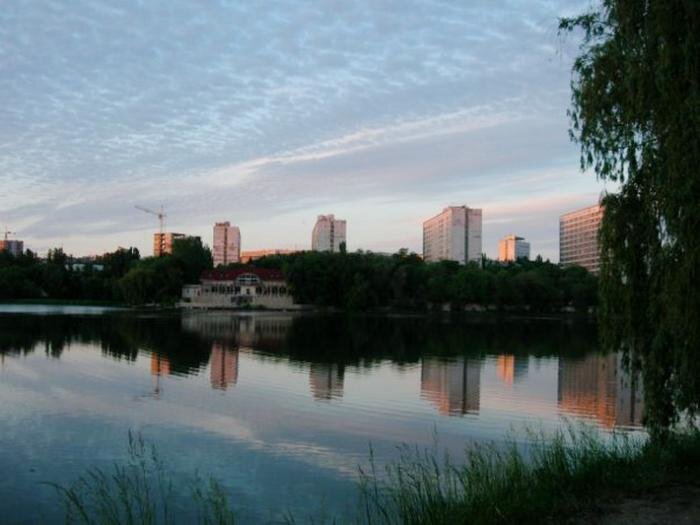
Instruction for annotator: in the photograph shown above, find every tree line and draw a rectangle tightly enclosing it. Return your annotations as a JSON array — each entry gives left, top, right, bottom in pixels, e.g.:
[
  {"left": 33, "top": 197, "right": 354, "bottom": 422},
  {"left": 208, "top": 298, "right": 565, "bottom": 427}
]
[
  {"left": 0, "top": 237, "right": 212, "bottom": 305},
  {"left": 0, "top": 243, "right": 597, "bottom": 312},
  {"left": 241, "top": 250, "right": 597, "bottom": 312}
]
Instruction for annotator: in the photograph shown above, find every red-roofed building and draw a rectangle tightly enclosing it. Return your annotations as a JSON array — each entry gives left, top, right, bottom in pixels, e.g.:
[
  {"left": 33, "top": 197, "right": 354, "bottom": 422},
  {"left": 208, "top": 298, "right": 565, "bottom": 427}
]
[{"left": 181, "top": 266, "right": 297, "bottom": 310}]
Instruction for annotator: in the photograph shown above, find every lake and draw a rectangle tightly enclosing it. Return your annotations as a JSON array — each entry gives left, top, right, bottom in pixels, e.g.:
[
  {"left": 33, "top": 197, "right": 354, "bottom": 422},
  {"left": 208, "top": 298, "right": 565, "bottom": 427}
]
[{"left": 0, "top": 306, "right": 644, "bottom": 523}]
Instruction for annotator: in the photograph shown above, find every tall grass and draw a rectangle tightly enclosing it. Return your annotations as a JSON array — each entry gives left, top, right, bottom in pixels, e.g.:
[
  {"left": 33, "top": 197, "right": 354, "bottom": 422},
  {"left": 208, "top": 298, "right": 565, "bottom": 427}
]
[
  {"left": 46, "top": 432, "right": 235, "bottom": 525},
  {"left": 358, "top": 425, "right": 700, "bottom": 524},
  {"left": 47, "top": 427, "right": 700, "bottom": 524}
]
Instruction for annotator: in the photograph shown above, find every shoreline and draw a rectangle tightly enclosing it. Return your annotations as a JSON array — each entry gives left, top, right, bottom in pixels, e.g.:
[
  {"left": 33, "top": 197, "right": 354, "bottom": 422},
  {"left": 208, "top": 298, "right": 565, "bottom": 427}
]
[{"left": 0, "top": 300, "right": 596, "bottom": 322}]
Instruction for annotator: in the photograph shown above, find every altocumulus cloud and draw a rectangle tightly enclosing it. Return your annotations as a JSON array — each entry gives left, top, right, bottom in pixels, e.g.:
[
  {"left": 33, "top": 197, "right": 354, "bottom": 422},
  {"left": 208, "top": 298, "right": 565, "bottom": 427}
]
[{"left": 0, "top": 0, "right": 605, "bottom": 258}]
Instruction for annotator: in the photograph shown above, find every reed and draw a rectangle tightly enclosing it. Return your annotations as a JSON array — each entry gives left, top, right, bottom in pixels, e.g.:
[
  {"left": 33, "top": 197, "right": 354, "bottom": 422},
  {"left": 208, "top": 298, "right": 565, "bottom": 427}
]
[
  {"left": 46, "top": 431, "right": 235, "bottom": 525},
  {"left": 358, "top": 425, "right": 700, "bottom": 524}
]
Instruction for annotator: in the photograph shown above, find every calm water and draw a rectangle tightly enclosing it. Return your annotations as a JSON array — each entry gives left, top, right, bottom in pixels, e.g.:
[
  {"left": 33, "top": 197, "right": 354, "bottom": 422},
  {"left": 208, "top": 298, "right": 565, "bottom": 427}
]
[{"left": 0, "top": 306, "right": 644, "bottom": 523}]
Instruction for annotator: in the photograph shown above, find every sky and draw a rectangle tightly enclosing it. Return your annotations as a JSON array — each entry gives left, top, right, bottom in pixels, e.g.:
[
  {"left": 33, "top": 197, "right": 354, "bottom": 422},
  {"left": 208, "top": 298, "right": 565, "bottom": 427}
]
[{"left": 0, "top": 0, "right": 608, "bottom": 260}]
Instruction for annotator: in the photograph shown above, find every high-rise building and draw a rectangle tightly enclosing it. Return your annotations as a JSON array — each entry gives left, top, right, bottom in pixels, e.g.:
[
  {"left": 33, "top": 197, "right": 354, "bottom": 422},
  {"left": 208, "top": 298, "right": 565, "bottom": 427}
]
[
  {"left": 212, "top": 222, "right": 241, "bottom": 267},
  {"left": 311, "top": 214, "right": 346, "bottom": 252},
  {"left": 498, "top": 234, "right": 530, "bottom": 262},
  {"left": 0, "top": 239, "right": 24, "bottom": 257},
  {"left": 153, "top": 232, "right": 186, "bottom": 257},
  {"left": 559, "top": 204, "right": 604, "bottom": 273},
  {"left": 422, "top": 206, "right": 482, "bottom": 264}
]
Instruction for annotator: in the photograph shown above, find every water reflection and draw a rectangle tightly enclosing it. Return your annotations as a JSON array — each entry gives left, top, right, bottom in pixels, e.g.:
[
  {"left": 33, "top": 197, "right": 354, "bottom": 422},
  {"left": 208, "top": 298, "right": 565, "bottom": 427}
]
[
  {"left": 0, "top": 311, "right": 646, "bottom": 430},
  {"left": 309, "top": 364, "right": 345, "bottom": 401},
  {"left": 421, "top": 358, "right": 481, "bottom": 415},
  {"left": 0, "top": 309, "right": 652, "bottom": 523},
  {"left": 558, "top": 353, "right": 644, "bottom": 428},
  {"left": 495, "top": 355, "right": 529, "bottom": 385},
  {"left": 210, "top": 344, "right": 239, "bottom": 390}
]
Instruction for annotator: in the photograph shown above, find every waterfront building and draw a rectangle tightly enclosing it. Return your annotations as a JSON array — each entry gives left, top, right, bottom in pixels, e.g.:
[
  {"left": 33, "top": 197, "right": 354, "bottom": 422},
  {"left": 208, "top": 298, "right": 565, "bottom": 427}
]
[
  {"left": 0, "top": 239, "right": 24, "bottom": 257},
  {"left": 498, "top": 234, "right": 530, "bottom": 262},
  {"left": 181, "top": 267, "right": 297, "bottom": 310},
  {"left": 153, "top": 232, "right": 186, "bottom": 257},
  {"left": 212, "top": 222, "right": 241, "bottom": 267},
  {"left": 421, "top": 357, "right": 482, "bottom": 415},
  {"left": 559, "top": 204, "right": 604, "bottom": 273},
  {"left": 240, "top": 249, "right": 297, "bottom": 263},
  {"left": 422, "top": 206, "right": 482, "bottom": 264},
  {"left": 311, "top": 214, "right": 346, "bottom": 252}
]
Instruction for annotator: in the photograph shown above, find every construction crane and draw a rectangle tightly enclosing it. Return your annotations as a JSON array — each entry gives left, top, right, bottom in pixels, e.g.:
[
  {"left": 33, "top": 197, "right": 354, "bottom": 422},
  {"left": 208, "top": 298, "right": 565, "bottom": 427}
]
[
  {"left": 135, "top": 205, "right": 166, "bottom": 234},
  {"left": 3, "top": 227, "right": 15, "bottom": 241}
]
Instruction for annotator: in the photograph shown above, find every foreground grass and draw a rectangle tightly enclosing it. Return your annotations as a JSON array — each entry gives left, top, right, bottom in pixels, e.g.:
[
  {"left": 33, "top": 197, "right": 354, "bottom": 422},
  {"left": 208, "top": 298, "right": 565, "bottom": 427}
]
[
  {"left": 358, "top": 425, "right": 700, "bottom": 524},
  {"left": 48, "top": 427, "right": 700, "bottom": 524},
  {"left": 47, "top": 432, "right": 234, "bottom": 525}
]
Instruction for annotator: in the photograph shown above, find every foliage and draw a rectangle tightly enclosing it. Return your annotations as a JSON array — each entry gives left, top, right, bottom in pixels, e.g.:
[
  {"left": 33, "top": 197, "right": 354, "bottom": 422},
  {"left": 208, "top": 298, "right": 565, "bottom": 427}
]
[
  {"left": 0, "top": 240, "right": 213, "bottom": 306},
  {"left": 358, "top": 427, "right": 700, "bottom": 524},
  {"left": 171, "top": 237, "right": 213, "bottom": 284},
  {"left": 561, "top": 1, "right": 700, "bottom": 435},
  {"left": 256, "top": 251, "right": 597, "bottom": 313},
  {"left": 48, "top": 432, "right": 235, "bottom": 525}
]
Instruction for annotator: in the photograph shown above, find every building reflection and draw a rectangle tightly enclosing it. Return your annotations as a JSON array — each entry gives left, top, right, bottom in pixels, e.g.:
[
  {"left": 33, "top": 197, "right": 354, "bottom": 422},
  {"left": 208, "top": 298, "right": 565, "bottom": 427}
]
[
  {"left": 495, "top": 354, "right": 528, "bottom": 385},
  {"left": 148, "top": 353, "right": 171, "bottom": 398},
  {"left": 181, "top": 312, "right": 292, "bottom": 351},
  {"left": 210, "top": 344, "right": 239, "bottom": 390},
  {"left": 421, "top": 357, "right": 482, "bottom": 416},
  {"left": 309, "top": 363, "right": 344, "bottom": 401},
  {"left": 558, "top": 353, "right": 644, "bottom": 428},
  {"left": 150, "top": 353, "right": 171, "bottom": 376}
]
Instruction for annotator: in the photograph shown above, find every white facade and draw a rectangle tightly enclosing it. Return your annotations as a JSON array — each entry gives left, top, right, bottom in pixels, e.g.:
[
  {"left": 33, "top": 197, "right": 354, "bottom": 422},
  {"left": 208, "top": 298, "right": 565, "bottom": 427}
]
[
  {"left": 212, "top": 222, "right": 241, "bottom": 267},
  {"left": 181, "top": 268, "right": 298, "bottom": 310},
  {"left": 559, "top": 204, "right": 604, "bottom": 273},
  {"left": 422, "top": 206, "right": 482, "bottom": 264},
  {"left": 498, "top": 235, "right": 530, "bottom": 262},
  {"left": 311, "top": 214, "right": 346, "bottom": 252}
]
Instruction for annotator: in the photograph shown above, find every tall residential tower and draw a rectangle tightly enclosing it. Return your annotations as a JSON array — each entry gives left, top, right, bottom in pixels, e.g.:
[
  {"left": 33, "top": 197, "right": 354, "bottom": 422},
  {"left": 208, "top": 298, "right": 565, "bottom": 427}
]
[
  {"left": 213, "top": 222, "right": 241, "bottom": 267},
  {"left": 422, "top": 206, "right": 482, "bottom": 264},
  {"left": 498, "top": 235, "right": 530, "bottom": 262},
  {"left": 559, "top": 204, "right": 604, "bottom": 273},
  {"left": 312, "top": 214, "right": 346, "bottom": 252}
]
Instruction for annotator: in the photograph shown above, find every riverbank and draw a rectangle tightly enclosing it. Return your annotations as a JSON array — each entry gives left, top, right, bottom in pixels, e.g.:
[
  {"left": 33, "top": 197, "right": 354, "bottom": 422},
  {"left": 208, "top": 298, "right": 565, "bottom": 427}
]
[{"left": 358, "top": 428, "right": 700, "bottom": 524}]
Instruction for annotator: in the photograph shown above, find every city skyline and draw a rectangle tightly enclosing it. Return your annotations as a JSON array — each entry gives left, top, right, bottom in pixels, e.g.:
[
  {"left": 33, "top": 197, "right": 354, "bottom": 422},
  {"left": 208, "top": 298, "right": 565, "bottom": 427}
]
[{"left": 1, "top": 0, "right": 608, "bottom": 260}]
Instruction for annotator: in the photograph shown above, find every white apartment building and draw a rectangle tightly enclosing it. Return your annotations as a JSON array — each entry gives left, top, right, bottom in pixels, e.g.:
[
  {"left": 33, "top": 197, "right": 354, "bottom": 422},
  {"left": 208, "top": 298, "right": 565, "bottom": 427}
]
[
  {"left": 212, "top": 222, "right": 241, "bottom": 267},
  {"left": 422, "top": 206, "right": 482, "bottom": 264},
  {"left": 312, "top": 214, "right": 346, "bottom": 252},
  {"left": 498, "top": 234, "right": 530, "bottom": 262},
  {"left": 559, "top": 204, "right": 604, "bottom": 273}
]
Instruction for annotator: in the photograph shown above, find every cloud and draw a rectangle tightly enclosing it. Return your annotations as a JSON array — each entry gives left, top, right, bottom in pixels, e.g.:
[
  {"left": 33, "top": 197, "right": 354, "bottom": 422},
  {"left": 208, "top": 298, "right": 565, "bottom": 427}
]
[{"left": 0, "top": 0, "right": 598, "bottom": 259}]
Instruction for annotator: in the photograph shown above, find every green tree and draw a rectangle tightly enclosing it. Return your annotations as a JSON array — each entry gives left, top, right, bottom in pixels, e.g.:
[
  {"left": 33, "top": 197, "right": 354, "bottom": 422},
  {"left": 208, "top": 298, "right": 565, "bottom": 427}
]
[
  {"left": 561, "top": 1, "right": 700, "bottom": 434},
  {"left": 171, "top": 237, "right": 213, "bottom": 283}
]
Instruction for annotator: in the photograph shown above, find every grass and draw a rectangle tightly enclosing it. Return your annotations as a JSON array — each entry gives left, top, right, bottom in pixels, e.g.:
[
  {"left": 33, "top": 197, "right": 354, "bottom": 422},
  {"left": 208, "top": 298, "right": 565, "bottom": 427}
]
[
  {"left": 358, "top": 424, "right": 700, "bottom": 524},
  {"left": 46, "top": 432, "right": 235, "bottom": 525},
  {"left": 46, "top": 427, "right": 700, "bottom": 524}
]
